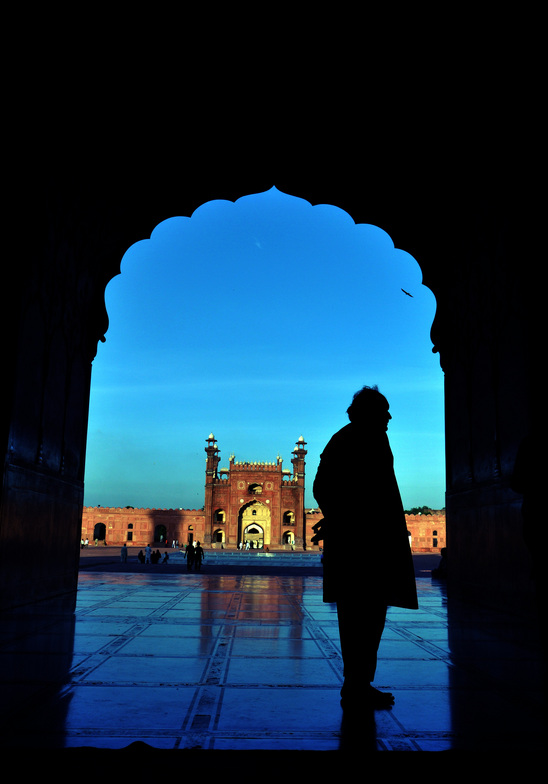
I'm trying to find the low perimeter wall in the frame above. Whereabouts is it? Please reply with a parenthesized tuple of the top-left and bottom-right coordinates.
(81, 507, 446, 553)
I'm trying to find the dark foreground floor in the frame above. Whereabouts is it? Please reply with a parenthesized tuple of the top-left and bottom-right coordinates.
(0, 554, 545, 765)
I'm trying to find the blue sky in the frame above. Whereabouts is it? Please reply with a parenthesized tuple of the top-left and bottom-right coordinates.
(84, 187, 445, 511)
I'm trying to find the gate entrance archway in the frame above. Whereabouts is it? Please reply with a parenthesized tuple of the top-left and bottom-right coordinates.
(243, 524, 264, 549)
(93, 523, 106, 543)
(239, 501, 271, 548)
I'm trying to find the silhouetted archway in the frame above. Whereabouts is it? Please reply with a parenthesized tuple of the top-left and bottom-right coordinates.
(2, 156, 537, 623)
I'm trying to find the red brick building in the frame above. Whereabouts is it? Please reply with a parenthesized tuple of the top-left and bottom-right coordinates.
(80, 506, 204, 547)
(81, 434, 445, 552)
(204, 433, 307, 549)
(405, 513, 446, 552)
(81, 434, 309, 549)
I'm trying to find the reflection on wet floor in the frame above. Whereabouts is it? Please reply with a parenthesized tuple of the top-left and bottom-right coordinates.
(0, 570, 545, 751)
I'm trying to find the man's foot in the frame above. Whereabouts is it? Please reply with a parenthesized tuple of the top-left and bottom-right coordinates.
(367, 685, 394, 708)
(340, 684, 394, 711)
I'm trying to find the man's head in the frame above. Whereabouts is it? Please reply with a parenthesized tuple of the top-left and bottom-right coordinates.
(347, 385, 391, 430)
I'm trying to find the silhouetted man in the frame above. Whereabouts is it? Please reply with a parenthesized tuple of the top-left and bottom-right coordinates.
(313, 385, 418, 710)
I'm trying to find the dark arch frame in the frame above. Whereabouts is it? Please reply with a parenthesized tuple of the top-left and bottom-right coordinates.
(2, 157, 538, 622)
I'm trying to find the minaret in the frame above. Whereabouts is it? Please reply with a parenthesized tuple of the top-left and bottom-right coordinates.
(205, 433, 220, 484)
(291, 435, 307, 485)
(204, 434, 220, 544)
(291, 436, 307, 547)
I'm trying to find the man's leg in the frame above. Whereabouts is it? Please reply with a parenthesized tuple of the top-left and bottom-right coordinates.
(336, 598, 392, 708)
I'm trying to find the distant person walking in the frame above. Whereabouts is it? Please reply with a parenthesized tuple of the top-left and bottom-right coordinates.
(313, 384, 418, 711)
(185, 544, 195, 571)
(120, 543, 128, 563)
(194, 542, 205, 571)
(145, 544, 152, 564)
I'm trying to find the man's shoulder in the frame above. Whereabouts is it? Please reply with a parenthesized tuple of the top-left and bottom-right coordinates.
(321, 423, 354, 452)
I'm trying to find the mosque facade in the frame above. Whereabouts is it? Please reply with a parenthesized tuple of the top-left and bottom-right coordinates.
(81, 435, 311, 550)
(204, 433, 307, 549)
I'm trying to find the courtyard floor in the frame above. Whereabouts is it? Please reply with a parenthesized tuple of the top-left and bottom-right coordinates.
(0, 553, 545, 763)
